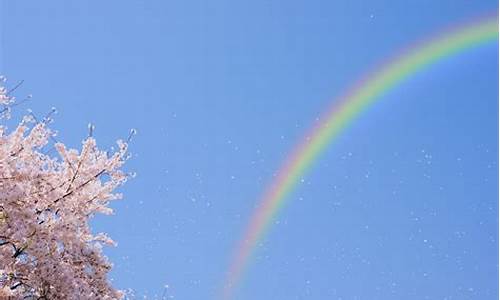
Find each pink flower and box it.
[0,84,128,299]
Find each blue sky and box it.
[0,1,498,299]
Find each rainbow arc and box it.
[222,15,498,300]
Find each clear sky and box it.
[0,1,498,299]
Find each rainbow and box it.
[222,15,498,299]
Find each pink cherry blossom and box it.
[1,84,128,299]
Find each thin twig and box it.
[6,79,25,96]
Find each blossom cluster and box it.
[0,84,128,299]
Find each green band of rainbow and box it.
[222,15,498,299]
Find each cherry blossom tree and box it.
[0,81,130,299]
